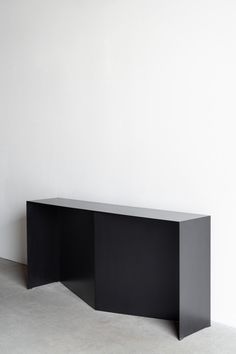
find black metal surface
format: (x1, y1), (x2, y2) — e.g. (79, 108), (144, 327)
(27, 198), (211, 340)
(94, 212), (179, 320)
(27, 202), (60, 289)
(60, 208), (95, 308)
(30, 197), (206, 222)
(179, 216), (211, 339)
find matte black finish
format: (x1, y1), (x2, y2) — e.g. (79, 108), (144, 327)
(27, 198), (211, 340)
(179, 217), (211, 339)
(60, 208), (95, 308)
(27, 203), (60, 288)
(94, 212), (179, 320)
(31, 197), (206, 222)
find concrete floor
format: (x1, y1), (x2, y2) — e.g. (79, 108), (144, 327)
(0, 258), (236, 354)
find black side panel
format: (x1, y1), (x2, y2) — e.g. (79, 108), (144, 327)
(94, 212), (179, 320)
(179, 216), (211, 340)
(27, 202), (60, 289)
(60, 208), (95, 308)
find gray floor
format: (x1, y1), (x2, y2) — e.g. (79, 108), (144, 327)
(0, 258), (236, 354)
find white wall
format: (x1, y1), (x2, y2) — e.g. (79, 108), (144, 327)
(1, 0), (236, 328)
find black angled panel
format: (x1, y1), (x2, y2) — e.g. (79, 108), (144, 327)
(94, 212), (179, 320)
(60, 208), (95, 308)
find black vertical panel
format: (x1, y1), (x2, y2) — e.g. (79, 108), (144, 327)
(27, 202), (60, 289)
(179, 216), (211, 340)
(94, 212), (179, 320)
(60, 208), (95, 308)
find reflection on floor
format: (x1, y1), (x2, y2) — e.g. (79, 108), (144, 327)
(0, 257), (236, 354)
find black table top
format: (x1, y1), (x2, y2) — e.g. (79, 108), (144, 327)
(28, 198), (209, 222)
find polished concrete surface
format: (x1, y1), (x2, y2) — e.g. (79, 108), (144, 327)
(0, 257), (236, 354)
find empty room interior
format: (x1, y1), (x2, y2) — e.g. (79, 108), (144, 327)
(1, 0), (236, 353)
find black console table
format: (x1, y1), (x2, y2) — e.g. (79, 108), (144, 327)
(27, 198), (210, 340)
